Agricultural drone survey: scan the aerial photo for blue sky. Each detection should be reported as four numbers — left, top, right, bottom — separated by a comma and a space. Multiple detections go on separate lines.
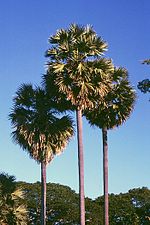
0, 0, 150, 199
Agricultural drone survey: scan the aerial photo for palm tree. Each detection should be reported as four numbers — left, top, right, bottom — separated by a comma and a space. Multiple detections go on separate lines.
84, 67, 136, 225
45, 24, 114, 225
0, 173, 28, 225
9, 84, 74, 225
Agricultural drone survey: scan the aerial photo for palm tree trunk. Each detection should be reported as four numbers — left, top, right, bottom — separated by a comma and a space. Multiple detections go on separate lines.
41, 161, 46, 225
102, 127, 109, 225
76, 109, 85, 225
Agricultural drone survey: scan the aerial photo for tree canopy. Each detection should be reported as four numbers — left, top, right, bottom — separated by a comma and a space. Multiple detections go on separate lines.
45, 24, 114, 110
11, 181, 150, 225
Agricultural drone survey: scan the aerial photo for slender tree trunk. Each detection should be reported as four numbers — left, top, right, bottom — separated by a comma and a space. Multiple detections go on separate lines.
102, 127, 109, 225
76, 109, 85, 225
41, 161, 46, 225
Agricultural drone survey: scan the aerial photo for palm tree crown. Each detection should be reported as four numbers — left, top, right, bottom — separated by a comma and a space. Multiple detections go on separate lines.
45, 24, 114, 110
85, 67, 136, 129
9, 84, 74, 165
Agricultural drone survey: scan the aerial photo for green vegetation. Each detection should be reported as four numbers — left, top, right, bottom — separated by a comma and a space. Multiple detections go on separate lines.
138, 59, 150, 94
0, 173, 28, 225
9, 84, 74, 225
85, 67, 136, 224
1, 175, 149, 224
45, 24, 114, 225
7, 23, 150, 225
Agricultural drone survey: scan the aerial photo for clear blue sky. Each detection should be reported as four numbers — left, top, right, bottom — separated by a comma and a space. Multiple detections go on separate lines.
0, 0, 150, 199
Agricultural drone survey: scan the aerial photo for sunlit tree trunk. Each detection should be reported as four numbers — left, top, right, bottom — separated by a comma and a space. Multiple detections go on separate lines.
41, 161, 46, 225
102, 127, 109, 225
76, 109, 85, 225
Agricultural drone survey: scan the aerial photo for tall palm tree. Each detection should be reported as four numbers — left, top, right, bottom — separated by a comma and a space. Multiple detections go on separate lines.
45, 24, 114, 225
84, 67, 136, 225
9, 84, 74, 225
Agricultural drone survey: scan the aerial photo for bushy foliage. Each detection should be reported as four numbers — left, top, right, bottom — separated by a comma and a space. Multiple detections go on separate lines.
15, 182, 150, 224
1, 177, 149, 224
0, 173, 28, 225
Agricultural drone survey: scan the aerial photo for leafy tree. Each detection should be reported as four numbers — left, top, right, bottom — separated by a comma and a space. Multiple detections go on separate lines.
45, 23, 114, 225
108, 193, 139, 224
16, 181, 79, 224
0, 173, 28, 225
137, 79, 150, 93
128, 187, 150, 224
16, 181, 101, 225
9, 84, 74, 225
85, 67, 136, 225
14, 180, 150, 224
137, 59, 150, 94
94, 187, 150, 225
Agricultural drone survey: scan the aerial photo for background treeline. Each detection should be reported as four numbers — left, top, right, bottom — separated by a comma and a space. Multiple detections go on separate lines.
0, 173, 150, 224
15, 182, 150, 224
2, 180, 149, 224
